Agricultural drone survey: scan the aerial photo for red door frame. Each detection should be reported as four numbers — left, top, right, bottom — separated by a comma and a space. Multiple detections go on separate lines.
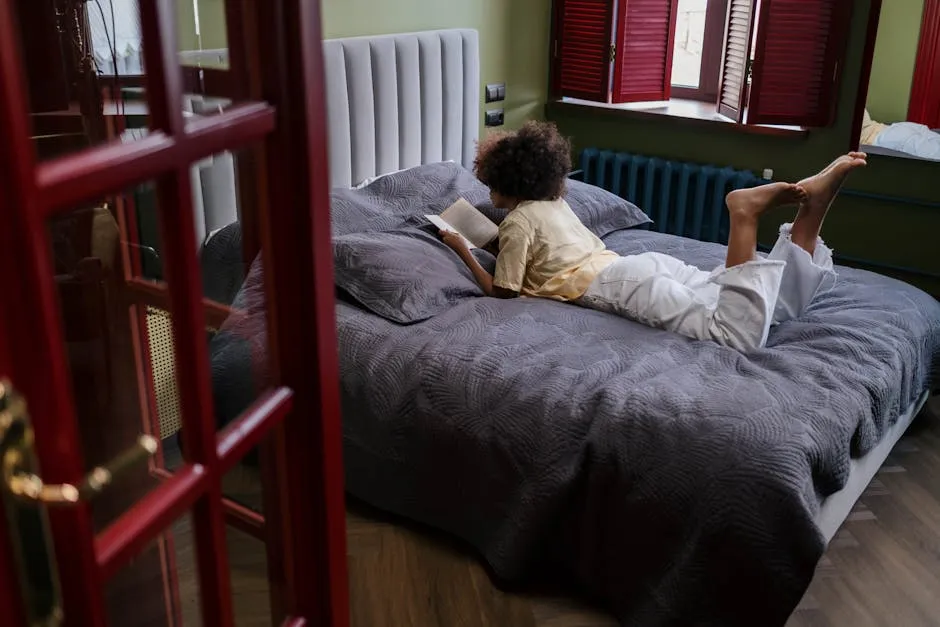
849, 0, 883, 151
908, 0, 940, 127
0, 0, 348, 624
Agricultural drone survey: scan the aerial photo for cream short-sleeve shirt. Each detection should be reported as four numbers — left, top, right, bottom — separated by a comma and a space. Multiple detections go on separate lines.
493, 198, 618, 300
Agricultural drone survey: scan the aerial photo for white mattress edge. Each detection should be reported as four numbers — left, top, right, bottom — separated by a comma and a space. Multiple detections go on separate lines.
814, 390, 930, 543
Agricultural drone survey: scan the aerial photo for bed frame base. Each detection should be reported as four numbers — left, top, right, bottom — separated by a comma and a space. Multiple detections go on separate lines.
815, 390, 931, 543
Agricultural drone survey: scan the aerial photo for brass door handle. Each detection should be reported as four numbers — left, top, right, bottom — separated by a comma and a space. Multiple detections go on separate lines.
0, 380, 158, 505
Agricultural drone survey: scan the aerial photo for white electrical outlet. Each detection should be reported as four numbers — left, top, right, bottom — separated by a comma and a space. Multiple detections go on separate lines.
762, 168, 774, 180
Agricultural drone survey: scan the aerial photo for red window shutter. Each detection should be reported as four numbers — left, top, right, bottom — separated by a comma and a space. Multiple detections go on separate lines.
747, 0, 853, 127
552, 0, 616, 102
716, 0, 756, 122
908, 0, 940, 128
611, 0, 679, 103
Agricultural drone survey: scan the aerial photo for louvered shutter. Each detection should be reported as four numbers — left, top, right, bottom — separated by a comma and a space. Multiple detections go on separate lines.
716, 0, 755, 122
551, 0, 616, 102
611, 0, 679, 103
747, 0, 853, 126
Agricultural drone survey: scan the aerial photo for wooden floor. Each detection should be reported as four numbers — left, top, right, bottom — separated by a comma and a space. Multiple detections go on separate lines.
153, 396, 939, 627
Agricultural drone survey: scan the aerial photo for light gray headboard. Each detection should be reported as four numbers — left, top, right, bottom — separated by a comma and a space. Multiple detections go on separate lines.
323, 29, 480, 188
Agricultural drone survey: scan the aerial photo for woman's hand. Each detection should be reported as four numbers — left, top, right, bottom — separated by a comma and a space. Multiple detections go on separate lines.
440, 230, 470, 254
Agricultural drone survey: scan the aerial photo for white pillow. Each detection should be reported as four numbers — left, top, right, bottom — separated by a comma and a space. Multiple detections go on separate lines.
352, 160, 456, 189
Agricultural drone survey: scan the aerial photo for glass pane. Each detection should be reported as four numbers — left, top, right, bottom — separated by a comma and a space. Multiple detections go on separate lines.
179, 0, 229, 70
672, 0, 708, 88
14, 0, 150, 161
103, 511, 274, 626
105, 512, 202, 627
15, 0, 256, 161
129, 146, 252, 284
46, 196, 164, 532
177, 0, 272, 115
225, 505, 273, 626
46, 143, 271, 525
131, 145, 272, 478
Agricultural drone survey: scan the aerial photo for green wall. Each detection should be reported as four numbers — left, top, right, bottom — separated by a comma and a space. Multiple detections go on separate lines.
180, 0, 551, 132
321, 0, 550, 131
178, 0, 938, 295
867, 0, 923, 123
546, 0, 940, 295
177, 0, 227, 51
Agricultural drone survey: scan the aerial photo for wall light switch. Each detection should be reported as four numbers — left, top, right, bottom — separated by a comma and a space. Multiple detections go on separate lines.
485, 108, 505, 127
486, 82, 506, 103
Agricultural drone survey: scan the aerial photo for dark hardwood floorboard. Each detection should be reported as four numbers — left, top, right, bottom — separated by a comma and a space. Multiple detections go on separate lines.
152, 397, 939, 626
787, 396, 940, 627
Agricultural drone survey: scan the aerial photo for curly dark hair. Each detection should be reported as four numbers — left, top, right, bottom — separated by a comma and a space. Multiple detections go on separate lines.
473, 121, 572, 201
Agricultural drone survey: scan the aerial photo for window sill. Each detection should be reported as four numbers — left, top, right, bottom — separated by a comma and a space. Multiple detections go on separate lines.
546, 98, 809, 139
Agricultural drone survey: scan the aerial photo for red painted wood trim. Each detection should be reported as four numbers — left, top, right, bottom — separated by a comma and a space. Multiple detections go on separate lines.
552, 0, 616, 101
111, 192, 166, 466
151, 467, 174, 481
746, 0, 780, 124
549, 0, 562, 98
716, 0, 756, 122
152, 466, 267, 540
0, 1, 109, 624
95, 463, 208, 579
222, 0, 249, 100
256, 0, 350, 624
139, 0, 183, 136
117, 186, 168, 469
747, 0, 853, 127
130, 304, 165, 466
123, 277, 242, 330
221, 497, 267, 539
36, 103, 276, 215
850, 0, 883, 151
182, 67, 241, 98
217, 387, 294, 469
139, 0, 236, 624
908, 0, 940, 126
157, 534, 185, 627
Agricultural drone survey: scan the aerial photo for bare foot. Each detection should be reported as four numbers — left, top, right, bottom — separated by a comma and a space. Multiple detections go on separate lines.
798, 153, 866, 215
726, 182, 807, 222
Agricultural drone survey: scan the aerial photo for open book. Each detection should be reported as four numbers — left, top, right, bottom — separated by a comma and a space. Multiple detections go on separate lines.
426, 198, 499, 250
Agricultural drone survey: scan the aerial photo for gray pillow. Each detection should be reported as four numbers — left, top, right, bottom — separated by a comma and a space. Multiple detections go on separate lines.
330, 161, 491, 237
476, 177, 651, 238
330, 161, 650, 240
333, 228, 496, 324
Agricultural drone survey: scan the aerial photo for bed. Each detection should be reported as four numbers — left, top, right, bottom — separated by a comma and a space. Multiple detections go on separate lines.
207, 28, 940, 627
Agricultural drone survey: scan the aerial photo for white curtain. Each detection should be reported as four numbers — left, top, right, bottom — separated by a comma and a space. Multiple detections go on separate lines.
86, 0, 144, 75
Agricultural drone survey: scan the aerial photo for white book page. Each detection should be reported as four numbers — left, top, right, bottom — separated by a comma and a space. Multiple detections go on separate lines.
438, 198, 499, 248
425, 214, 477, 250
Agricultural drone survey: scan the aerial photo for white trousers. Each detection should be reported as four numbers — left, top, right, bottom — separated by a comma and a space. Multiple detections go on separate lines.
578, 224, 835, 351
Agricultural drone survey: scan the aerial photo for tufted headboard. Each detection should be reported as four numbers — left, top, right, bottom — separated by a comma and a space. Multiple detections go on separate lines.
322, 29, 480, 188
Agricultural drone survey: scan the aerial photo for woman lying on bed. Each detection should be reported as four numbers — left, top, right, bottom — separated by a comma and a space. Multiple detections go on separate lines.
438, 121, 866, 352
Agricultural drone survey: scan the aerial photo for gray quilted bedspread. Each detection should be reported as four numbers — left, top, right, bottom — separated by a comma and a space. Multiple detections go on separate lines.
210, 166, 940, 627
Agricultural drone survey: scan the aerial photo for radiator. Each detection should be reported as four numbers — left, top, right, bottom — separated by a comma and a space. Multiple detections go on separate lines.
580, 148, 765, 245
